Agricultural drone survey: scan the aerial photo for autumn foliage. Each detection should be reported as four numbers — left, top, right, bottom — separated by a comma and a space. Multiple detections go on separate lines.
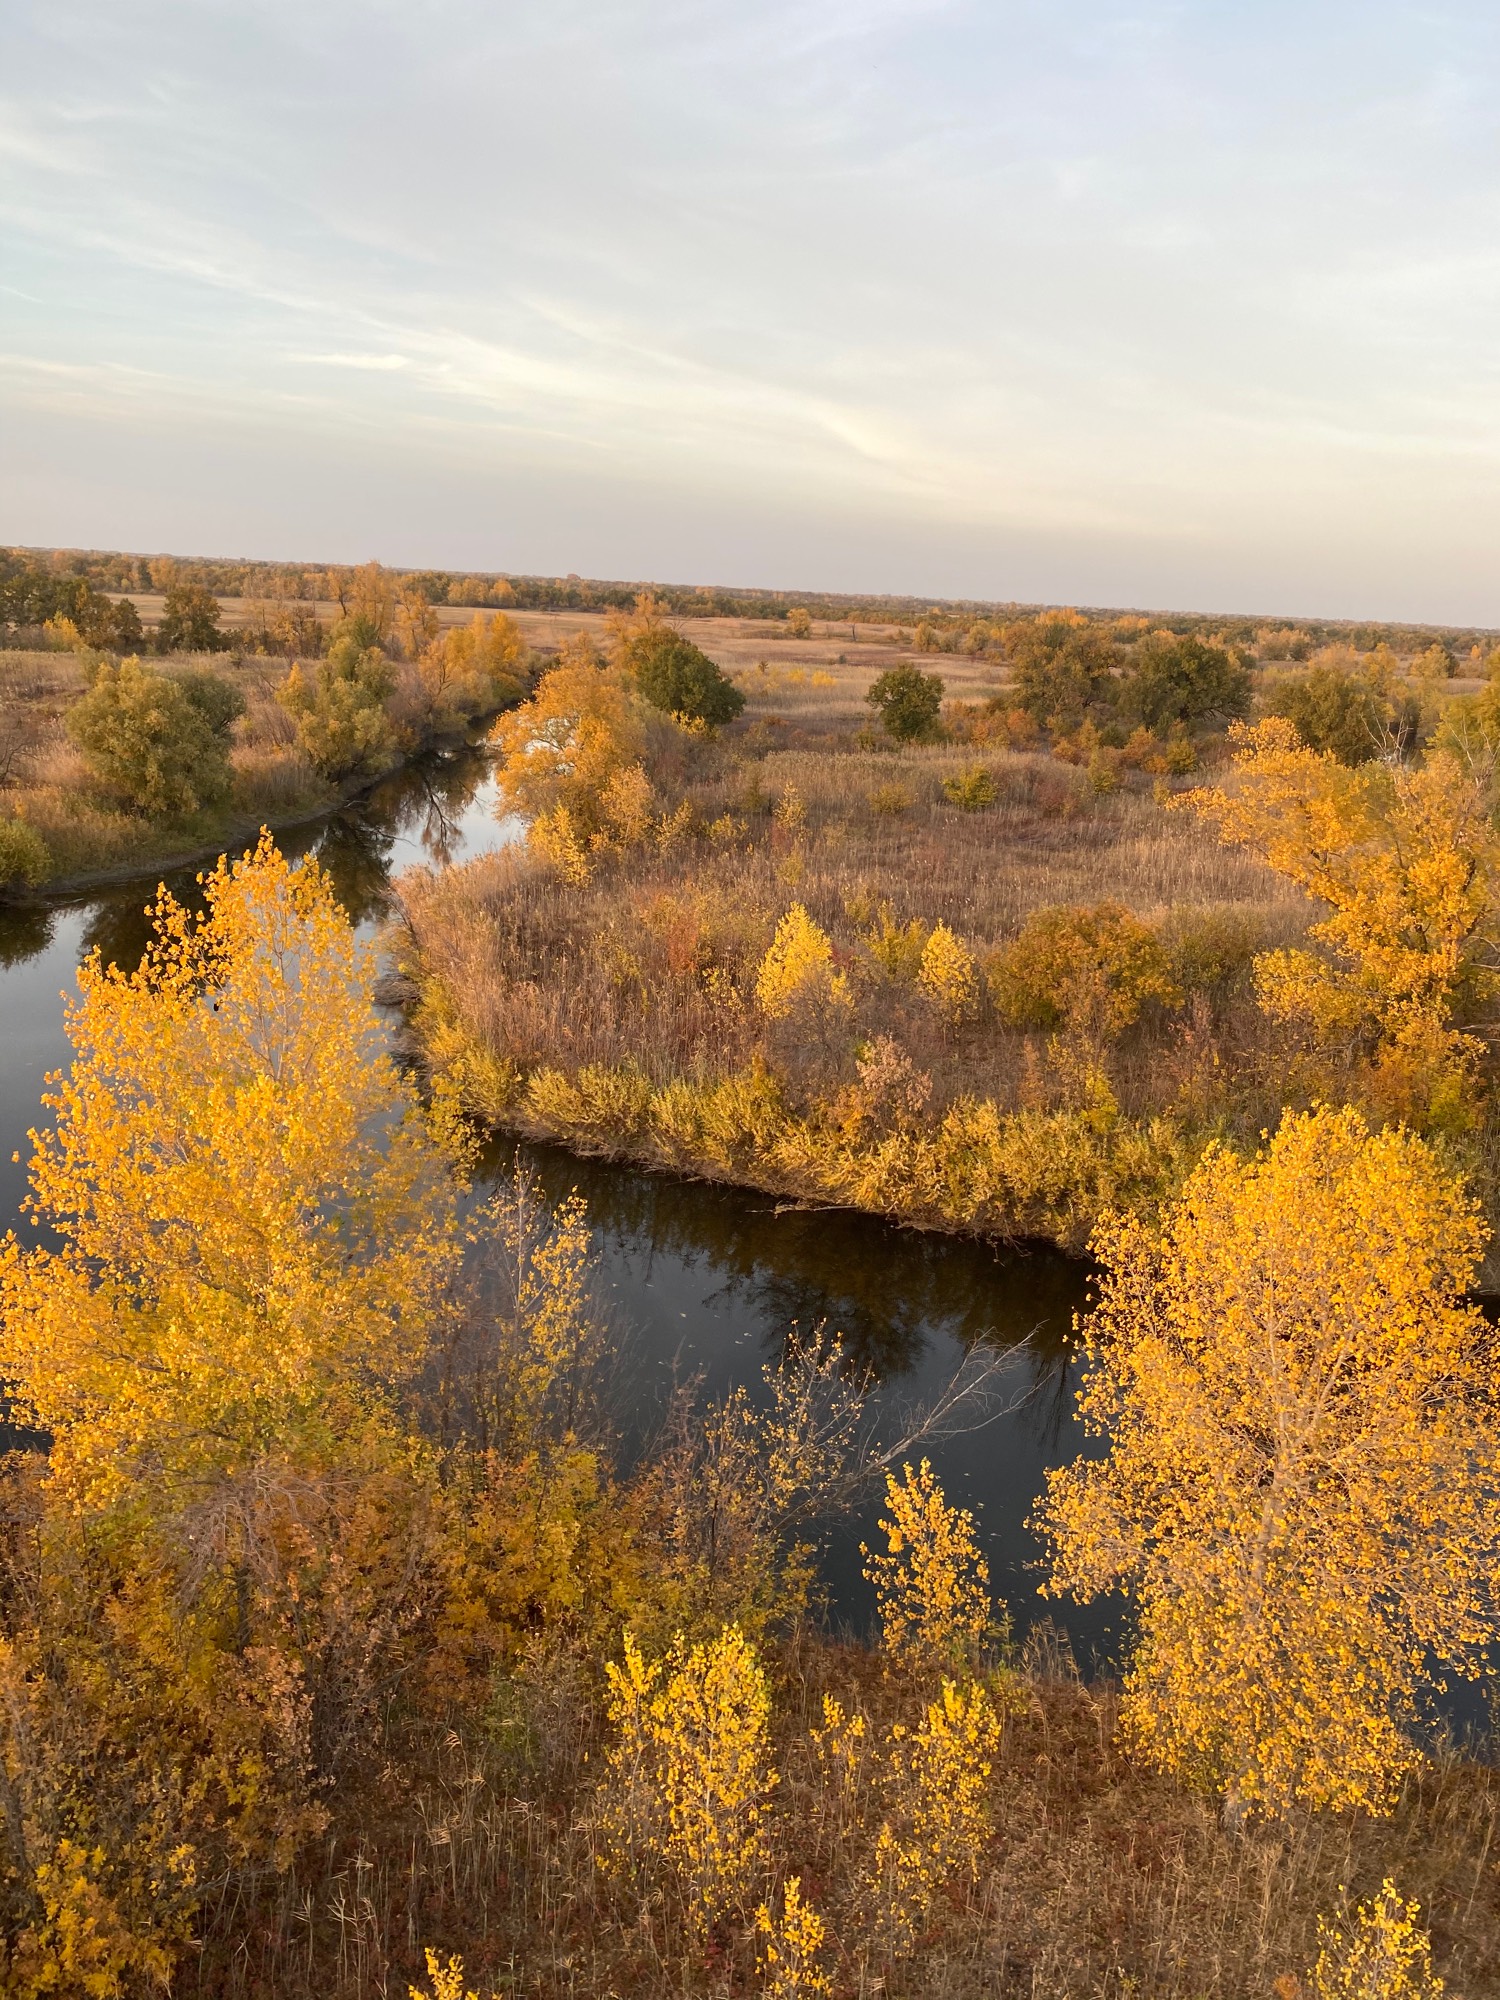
1039, 1103, 1500, 1820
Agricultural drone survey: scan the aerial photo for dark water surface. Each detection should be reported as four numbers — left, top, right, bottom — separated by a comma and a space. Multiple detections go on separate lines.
0, 744, 1115, 1663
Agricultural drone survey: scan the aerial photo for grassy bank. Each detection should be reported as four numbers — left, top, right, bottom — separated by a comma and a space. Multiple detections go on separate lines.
0, 645, 341, 889
0, 630, 527, 897
397, 739, 1314, 1251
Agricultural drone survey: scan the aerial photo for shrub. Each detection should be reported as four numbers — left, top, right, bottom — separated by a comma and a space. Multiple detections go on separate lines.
631, 629, 745, 726
918, 923, 980, 1025
859, 901, 928, 981
755, 1877, 831, 2000
867, 782, 912, 815
861, 1460, 992, 1671
988, 902, 1180, 1040
1164, 907, 1268, 997
0, 817, 51, 891
602, 1625, 776, 1933
278, 634, 397, 779
866, 666, 945, 742
941, 765, 997, 810
756, 905, 849, 1019
864, 1679, 1004, 1958
785, 606, 812, 638
1266, 665, 1389, 766
1309, 1878, 1444, 2000
65, 657, 244, 816
1117, 634, 1251, 731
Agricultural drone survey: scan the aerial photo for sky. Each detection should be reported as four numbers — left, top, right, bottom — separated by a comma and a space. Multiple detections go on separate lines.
4, 1, 1500, 622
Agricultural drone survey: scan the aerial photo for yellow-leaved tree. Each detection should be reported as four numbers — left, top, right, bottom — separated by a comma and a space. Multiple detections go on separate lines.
490, 638, 643, 823
861, 1460, 992, 1673
1, 831, 461, 1511
1184, 717, 1500, 1125
601, 1624, 776, 1936
1038, 1104, 1500, 1823
0, 835, 465, 1989
414, 609, 528, 728
917, 922, 980, 1026
756, 905, 850, 1021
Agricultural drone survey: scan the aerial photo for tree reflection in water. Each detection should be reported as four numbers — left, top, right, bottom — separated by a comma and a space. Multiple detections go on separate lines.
493, 1139, 1115, 1657
510, 1136, 1088, 1396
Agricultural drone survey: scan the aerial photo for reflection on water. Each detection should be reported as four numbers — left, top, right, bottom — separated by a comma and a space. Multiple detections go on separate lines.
516, 1138, 1085, 1391
507, 1138, 1115, 1661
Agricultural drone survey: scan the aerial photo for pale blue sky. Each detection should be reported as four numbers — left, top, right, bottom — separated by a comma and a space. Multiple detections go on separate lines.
4, 2, 1500, 619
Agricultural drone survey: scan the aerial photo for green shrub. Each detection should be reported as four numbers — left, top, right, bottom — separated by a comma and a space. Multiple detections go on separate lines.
987, 902, 1180, 1040
65, 657, 244, 816
868, 782, 913, 815
278, 635, 397, 779
866, 665, 945, 742
1266, 666, 1389, 766
940, 766, 997, 810
631, 630, 745, 726
1162, 907, 1268, 997
1117, 634, 1250, 731
0, 816, 51, 890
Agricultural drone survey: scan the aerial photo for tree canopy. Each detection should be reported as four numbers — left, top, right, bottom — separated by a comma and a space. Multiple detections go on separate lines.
1039, 1103, 1500, 1821
865, 665, 945, 742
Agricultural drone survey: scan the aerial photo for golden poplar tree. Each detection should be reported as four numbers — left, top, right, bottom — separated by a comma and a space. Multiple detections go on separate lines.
1038, 1104, 1500, 1821
0, 835, 467, 1989
0, 832, 462, 1512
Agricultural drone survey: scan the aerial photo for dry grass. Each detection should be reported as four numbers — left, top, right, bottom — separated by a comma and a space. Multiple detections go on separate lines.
400, 734, 1312, 1151
179, 1631, 1500, 2000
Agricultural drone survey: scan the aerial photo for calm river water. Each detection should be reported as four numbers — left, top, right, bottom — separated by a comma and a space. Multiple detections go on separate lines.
0, 745, 1116, 1663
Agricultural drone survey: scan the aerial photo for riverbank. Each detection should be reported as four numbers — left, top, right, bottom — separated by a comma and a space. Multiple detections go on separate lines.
0, 640, 525, 900
394, 624, 1500, 1267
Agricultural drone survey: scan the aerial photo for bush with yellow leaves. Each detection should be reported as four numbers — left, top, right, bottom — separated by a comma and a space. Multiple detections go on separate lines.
755, 1876, 832, 2000
410, 1947, 490, 2000
755, 904, 850, 1021
601, 1623, 777, 1935
918, 921, 980, 1025
863, 1678, 1004, 1959
987, 901, 1180, 1043
1308, 1878, 1445, 2000
862, 1459, 993, 1672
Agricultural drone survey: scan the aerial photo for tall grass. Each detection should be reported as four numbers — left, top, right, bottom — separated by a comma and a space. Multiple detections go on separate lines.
177, 1633, 1500, 1999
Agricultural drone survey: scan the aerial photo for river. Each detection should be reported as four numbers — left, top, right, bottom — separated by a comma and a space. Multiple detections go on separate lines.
0, 742, 1115, 1665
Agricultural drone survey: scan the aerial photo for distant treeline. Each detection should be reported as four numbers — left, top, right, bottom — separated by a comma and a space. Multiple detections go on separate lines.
5, 543, 1499, 656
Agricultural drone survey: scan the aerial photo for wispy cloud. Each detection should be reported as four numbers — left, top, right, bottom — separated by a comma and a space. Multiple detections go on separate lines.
5, 0, 1500, 616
